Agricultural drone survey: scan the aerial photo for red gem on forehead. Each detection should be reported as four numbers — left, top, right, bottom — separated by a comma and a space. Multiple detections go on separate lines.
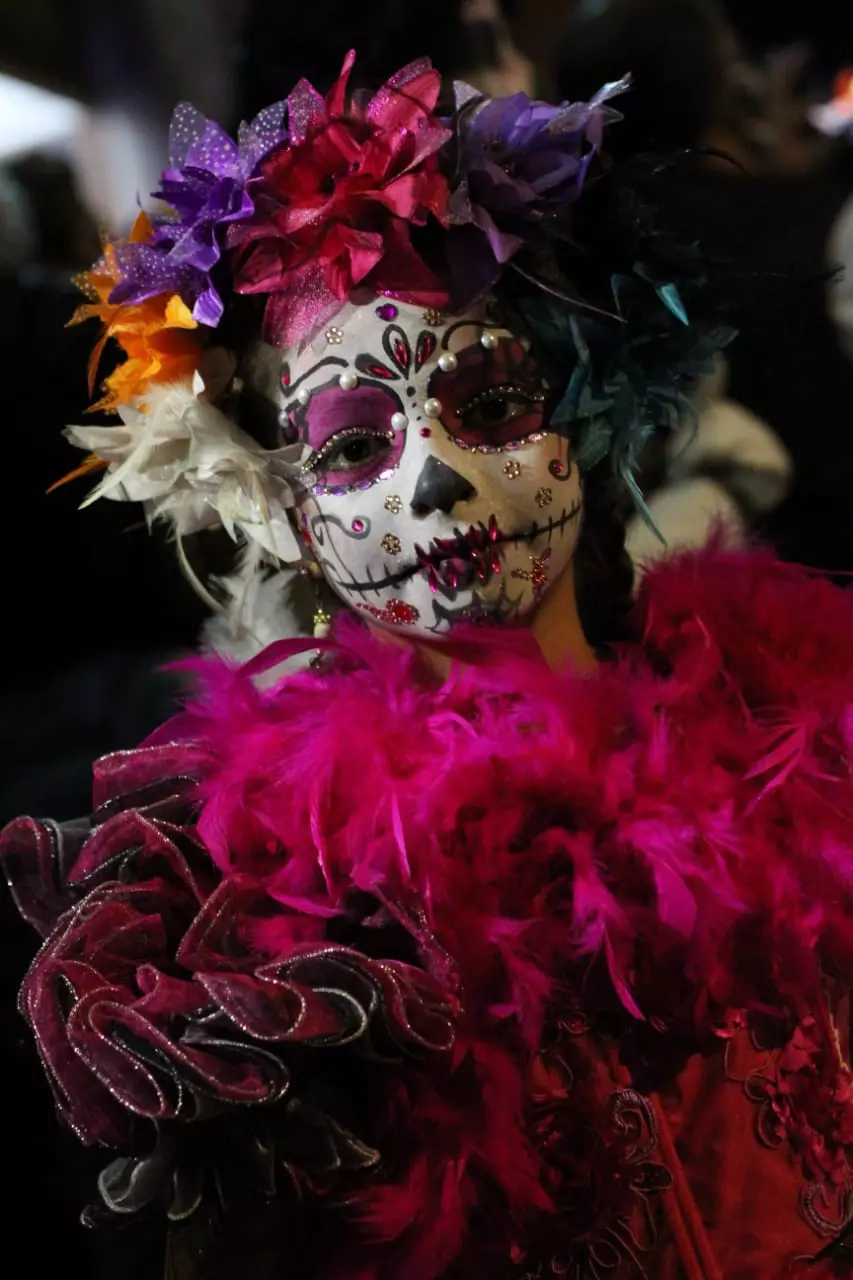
420, 427, 432, 437
281, 363, 291, 388
549, 460, 567, 476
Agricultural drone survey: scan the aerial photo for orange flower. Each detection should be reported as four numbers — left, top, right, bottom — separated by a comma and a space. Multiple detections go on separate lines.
70, 213, 201, 414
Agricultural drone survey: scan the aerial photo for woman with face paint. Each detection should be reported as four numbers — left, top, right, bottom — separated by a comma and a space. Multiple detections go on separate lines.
5, 54, 853, 1280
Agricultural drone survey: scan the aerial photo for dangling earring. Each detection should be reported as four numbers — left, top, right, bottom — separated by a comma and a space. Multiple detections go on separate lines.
312, 588, 331, 640
300, 558, 332, 639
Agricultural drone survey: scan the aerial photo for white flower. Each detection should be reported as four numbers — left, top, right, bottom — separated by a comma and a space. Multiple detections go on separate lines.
66, 379, 313, 564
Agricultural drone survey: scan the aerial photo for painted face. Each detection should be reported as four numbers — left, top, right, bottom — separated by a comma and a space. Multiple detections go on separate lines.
267, 299, 583, 639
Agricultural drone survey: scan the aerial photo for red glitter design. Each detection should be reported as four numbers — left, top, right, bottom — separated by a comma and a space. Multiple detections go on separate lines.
415, 330, 437, 370
512, 547, 552, 600
392, 338, 411, 375
357, 599, 421, 626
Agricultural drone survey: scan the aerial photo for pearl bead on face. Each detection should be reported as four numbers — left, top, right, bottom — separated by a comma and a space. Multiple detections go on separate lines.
423, 397, 443, 419
438, 352, 458, 373
390, 412, 408, 433
480, 331, 499, 350
297, 387, 311, 406
338, 371, 359, 391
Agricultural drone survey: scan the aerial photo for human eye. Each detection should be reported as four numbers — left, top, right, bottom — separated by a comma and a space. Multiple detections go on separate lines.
459, 385, 541, 432
308, 427, 399, 488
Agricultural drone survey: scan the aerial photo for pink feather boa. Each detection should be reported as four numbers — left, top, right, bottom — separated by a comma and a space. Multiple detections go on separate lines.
137, 545, 853, 1274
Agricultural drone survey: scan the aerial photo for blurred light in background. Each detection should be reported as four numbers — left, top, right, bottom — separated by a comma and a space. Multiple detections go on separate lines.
0, 72, 85, 159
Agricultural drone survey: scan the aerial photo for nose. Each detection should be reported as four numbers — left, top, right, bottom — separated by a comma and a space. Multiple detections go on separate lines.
410, 457, 477, 517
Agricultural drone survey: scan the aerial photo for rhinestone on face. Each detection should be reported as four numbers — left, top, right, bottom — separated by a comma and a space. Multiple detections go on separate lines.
424, 397, 443, 419
339, 371, 359, 391
536, 487, 553, 508
390, 412, 408, 433
381, 533, 402, 556
503, 459, 522, 479
423, 308, 444, 326
297, 387, 311, 406
438, 352, 458, 374
376, 303, 398, 321
420, 427, 432, 438
549, 459, 568, 477
352, 518, 366, 533
325, 326, 344, 344
385, 494, 403, 515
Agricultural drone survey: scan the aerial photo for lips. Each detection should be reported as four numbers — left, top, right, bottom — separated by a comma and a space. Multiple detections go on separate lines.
414, 516, 504, 593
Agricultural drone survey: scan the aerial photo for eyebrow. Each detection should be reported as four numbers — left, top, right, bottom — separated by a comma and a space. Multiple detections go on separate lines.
441, 319, 489, 350
287, 356, 348, 395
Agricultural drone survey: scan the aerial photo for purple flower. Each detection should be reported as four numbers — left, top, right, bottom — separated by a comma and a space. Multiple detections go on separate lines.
110, 102, 288, 328
446, 78, 628, 304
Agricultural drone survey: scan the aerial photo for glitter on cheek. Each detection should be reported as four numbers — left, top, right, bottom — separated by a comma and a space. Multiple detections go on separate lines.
536, 487, 553, 508
357, 599, 421, 626
512, 548, 552, 601
385, 494, 404, 514
381, 533, 402, 555
503, 460, 522, 478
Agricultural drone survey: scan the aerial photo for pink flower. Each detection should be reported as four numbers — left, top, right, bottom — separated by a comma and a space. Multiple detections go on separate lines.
230, 52, 451, 347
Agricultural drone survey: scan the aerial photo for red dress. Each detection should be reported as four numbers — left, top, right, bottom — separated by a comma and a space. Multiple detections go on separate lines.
4, 547, 853, 1278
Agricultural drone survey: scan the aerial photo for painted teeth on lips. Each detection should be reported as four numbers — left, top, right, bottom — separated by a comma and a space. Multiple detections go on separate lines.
414, 518, 504, 593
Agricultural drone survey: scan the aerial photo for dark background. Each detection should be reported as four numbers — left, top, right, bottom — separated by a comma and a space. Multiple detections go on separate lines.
1, 1, 852, 1275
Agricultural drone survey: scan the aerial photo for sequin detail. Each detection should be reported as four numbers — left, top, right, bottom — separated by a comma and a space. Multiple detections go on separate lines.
381, 533, 402, 556
512, 547, 552, 600
357, 599, 420, 626
384, 494, 403, 515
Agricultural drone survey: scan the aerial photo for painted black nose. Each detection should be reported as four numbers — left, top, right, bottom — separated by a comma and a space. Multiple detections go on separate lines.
410, 457, 476, 517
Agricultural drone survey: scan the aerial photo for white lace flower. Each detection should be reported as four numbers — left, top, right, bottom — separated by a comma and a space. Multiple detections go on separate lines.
66, 378, 313, 564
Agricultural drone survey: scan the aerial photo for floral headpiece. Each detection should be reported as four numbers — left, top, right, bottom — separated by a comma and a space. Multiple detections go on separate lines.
63, 51, 733, 569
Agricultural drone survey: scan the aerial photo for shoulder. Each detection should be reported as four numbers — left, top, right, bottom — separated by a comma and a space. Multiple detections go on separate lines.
634, 544, 853, 712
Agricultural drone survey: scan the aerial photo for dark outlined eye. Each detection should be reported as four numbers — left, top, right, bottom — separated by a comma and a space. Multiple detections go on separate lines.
460, 386, 538, 431
309, 428, 397, 483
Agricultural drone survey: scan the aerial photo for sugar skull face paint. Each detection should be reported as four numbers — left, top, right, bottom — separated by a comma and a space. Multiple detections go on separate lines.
268, 299, 583, 638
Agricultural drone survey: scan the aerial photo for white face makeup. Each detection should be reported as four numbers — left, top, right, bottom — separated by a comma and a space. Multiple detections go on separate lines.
270, 299, 583, 639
